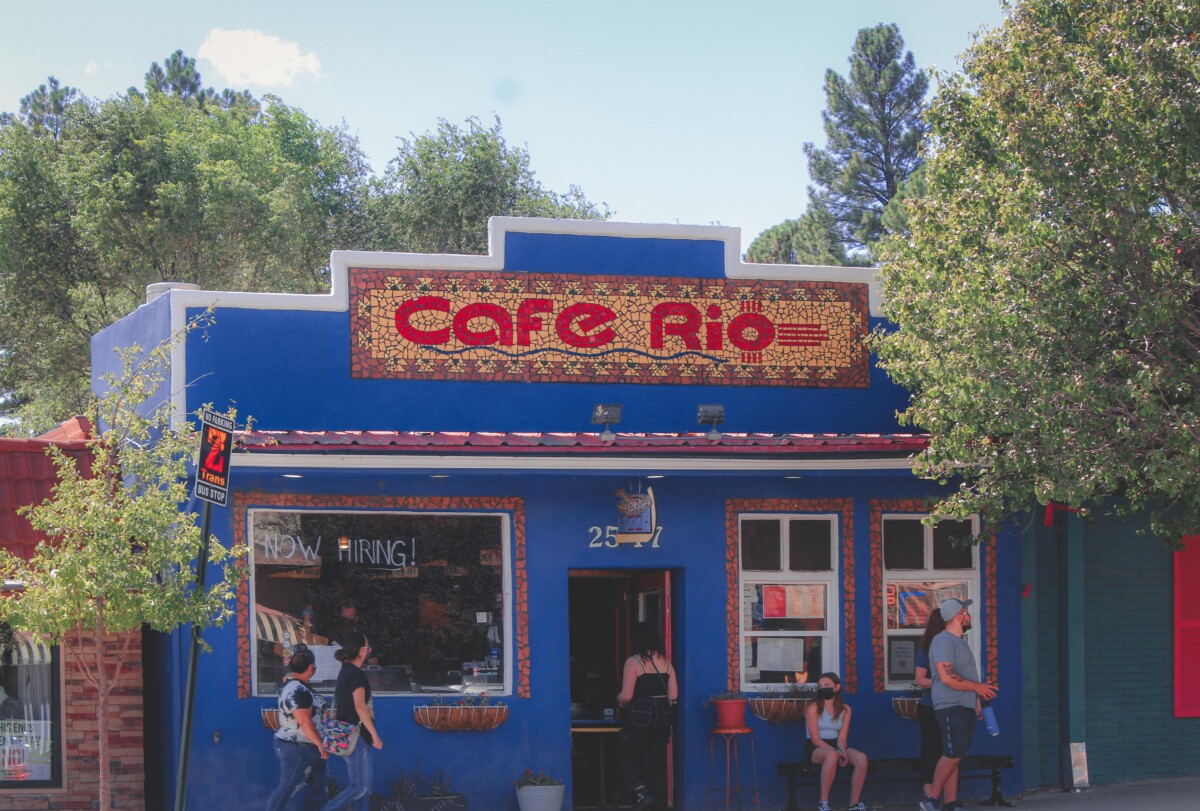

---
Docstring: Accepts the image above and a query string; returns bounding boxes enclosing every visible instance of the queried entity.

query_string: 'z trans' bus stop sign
[194,409,234,507]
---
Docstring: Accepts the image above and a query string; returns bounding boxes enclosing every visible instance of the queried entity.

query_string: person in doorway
[321,632,383,811]
[915,609,947,798]
[804,672,868,811]
[919,598,997,811]
[266,645,329,811]
[616,622,678,811]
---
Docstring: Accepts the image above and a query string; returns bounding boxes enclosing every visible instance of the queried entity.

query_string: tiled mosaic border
[725,499,856,692]
[233,491,529,699]
[868,499,998,692]
[349,269,870,388]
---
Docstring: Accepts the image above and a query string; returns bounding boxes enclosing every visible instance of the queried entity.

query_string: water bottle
[981,700,1000,736]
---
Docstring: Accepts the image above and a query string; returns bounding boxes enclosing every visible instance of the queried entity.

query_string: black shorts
[805,737,840,761]
[935,706,976,759]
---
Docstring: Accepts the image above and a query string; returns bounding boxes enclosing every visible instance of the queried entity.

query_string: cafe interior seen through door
[569,569,675,810]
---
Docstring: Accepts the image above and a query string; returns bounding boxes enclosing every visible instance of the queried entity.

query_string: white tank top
[815,705,844,739]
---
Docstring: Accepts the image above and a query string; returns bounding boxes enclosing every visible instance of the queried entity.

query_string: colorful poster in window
[886,581,969,630]
[762,584,825,619]
[350,269,869,387]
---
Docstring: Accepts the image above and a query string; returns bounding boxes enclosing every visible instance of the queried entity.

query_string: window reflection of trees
[253,511,504,694]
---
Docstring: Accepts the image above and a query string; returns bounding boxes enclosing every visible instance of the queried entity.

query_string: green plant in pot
[378,768,467,811]
[515,769,565,811]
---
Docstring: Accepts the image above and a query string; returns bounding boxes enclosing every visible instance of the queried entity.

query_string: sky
[1,0,1006,255]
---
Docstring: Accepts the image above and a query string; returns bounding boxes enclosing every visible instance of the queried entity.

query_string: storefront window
[250,509,508,697]
[738,515,839,690]
[0,631,62,788]
[882,516,979,690]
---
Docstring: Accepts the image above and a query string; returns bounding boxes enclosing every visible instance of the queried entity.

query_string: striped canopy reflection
[2,631,52,666]
[254,606,327,646]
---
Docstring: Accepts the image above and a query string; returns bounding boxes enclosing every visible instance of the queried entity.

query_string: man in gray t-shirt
[930,631,979,711]
[919,598,997,811]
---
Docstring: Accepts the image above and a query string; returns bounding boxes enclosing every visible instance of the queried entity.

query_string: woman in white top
[804,672,868,811]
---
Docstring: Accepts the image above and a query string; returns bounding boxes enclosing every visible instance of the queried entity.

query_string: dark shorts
[935,706,976,759]
[805,737,840,761]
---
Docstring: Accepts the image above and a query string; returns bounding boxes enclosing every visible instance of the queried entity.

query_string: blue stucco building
[89,218,1195,811]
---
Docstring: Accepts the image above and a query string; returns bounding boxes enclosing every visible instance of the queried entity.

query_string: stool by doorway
[708,726,760,811]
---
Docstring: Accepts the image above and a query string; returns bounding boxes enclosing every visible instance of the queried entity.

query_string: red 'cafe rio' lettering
[394,296,818,352]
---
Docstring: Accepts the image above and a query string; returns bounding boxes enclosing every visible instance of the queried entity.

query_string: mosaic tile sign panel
[350,269,870,387]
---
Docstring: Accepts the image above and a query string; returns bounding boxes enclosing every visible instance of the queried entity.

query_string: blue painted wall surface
[160,468,1022,811]
[87,223,1023,809]
[176,306,908,435]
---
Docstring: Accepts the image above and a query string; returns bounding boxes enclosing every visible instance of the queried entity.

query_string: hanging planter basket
[413,704,509,731]
[891,697,920,721]
[261,708,281,730]
[749,697,813,724]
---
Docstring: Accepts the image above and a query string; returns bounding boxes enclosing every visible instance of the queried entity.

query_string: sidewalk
[1011,777,1200,810]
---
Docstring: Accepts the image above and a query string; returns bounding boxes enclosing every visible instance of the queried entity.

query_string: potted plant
[749,682,816,724]
[379,768,467,811]
[705,690,749,730]
[514,769,564,811]
[413,693,509,731]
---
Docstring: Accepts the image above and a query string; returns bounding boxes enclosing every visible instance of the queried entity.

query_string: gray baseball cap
[940,597,973,621]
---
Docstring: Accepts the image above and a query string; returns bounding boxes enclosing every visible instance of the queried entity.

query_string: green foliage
[0,318,246,642]
[0,60,371,431]
[751,23,928,264]
[880,164,928,237]
[746,202,869,266]
[805,22,929,255]
[371,116,609,255]
[874,0,1200,541]
[515,769,563,787]
[1,59,604,431]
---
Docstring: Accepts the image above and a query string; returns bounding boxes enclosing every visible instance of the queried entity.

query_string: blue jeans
[320,741,372,811]
[266,738,327,811]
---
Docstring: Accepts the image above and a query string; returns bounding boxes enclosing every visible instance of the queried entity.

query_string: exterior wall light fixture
[698,403,725,441]
[592,403,623,442]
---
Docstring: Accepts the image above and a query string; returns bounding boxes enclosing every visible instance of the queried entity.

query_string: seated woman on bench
[804,672,868,811]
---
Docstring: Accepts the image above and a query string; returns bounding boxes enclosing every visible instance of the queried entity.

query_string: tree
[748,23,928,264]
[745,201,867,266]
[0,323,245,811]
[17,76,79,138]
[874,0,1200,541]
[371,116,609,254]
[145,49,204,99]
[0,62,371,431]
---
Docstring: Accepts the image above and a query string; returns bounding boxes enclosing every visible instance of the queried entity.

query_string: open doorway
[568,569,676,810]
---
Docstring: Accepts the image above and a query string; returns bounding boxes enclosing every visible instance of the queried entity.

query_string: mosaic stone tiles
[350,269,870,387]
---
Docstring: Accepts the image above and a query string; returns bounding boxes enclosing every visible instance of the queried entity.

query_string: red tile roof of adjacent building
[0,419,93,560]
[236,430,929,457]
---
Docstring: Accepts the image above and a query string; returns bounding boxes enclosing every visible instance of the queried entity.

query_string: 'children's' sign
[350,269,869,387]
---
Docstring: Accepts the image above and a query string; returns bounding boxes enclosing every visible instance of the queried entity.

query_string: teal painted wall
[1030,513,1200,787]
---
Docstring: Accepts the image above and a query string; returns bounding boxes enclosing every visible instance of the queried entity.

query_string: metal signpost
[174,409,234,811]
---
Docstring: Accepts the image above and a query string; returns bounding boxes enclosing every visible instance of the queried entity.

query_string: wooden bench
[777,755,1014,811]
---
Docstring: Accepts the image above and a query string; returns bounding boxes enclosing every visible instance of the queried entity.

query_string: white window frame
[248,508,513,697]
[881,514,980,691]
[737,513,840,694]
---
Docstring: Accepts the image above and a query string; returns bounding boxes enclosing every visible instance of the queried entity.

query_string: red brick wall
[0,629,144,810]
